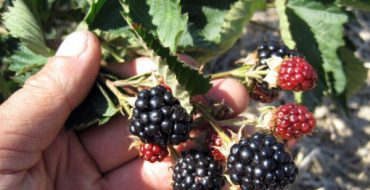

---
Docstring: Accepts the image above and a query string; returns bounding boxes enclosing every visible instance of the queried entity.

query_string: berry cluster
[126,40,318,190]
[227,133,298,190]
[251,41,318,103]
[140,143,168,163]
[172,150,226,190]
[252,41,289,103]
[277,57,318,91]
[130,85,192,146]
[273,104,316,140]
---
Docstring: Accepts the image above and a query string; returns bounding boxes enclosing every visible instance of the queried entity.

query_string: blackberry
[277,57,317,91]
[257,41,289,65]
[130,85,192,146]
[274,104,316,140]
[227,132,298,190]
[250,82,279,103]
[172,150,226,190]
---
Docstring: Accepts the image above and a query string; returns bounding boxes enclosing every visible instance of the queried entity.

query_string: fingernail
[56,31,88,57]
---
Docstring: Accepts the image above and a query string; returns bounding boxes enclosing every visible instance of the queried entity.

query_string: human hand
[0,31,249,190]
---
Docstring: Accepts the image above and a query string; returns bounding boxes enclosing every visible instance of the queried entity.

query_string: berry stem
[245,69,269,79]
[99,75,133,117]
[217,117,257,127]
[113,73,152,87]
[101,42,124,63]
[210,63,254,80]
[210,64,268,85]
[168,145,180,163]
[210,70,234,80]
[194,103,232,144]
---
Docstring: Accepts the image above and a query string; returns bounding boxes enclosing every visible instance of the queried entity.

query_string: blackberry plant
[1,1,368,189]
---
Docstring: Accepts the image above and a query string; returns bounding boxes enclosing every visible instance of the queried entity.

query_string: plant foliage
[1,0,368,127]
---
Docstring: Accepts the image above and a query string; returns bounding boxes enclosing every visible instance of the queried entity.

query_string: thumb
[0,31,100,165]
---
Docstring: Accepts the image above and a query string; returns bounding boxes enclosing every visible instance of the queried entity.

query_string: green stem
[113,72,153,88]
[99,75,133,117]
[210,70,234,80]
[218,117,257,127]
[102,42,125,63]
[113,77,150,87]
[194,103,232,144]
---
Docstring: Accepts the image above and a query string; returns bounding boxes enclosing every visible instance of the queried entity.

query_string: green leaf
[338,47,367,97]
[3,0,49,56]
[23,0,56,26]
[158,62,193,113]
[94,83,119,125]
[121,0,263,63]
[275,0,295,49]
[287,0,348,94]
[84,0,107,26]
[336,0,370,11]
[97,27,144,62]
[148,0,188,53]
[218,0,265,51]
[65,81,119,130]
[121,0,188,53]
[282,4,327,109]
[8,46,48,84]
[119,2,212,97]
[280,0,352,109]
[84,0,126,30]
[134,26,212,96]
[178,0,265,64]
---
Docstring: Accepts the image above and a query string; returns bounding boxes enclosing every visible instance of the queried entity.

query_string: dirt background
[206,9,370,190]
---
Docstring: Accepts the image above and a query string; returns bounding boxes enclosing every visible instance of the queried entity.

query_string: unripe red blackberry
[227,132,298,190]
[250,82,280,103]
[207,128,231,161]
[277,57,317,91]
[139,143,168,163]
[172,150,226,190]
[130,85,192,146]
[274,104,315,140]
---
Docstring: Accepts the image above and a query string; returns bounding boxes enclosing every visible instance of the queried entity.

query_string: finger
[0,31,101,172]
[205,78,249,115]
[78,116,138,173]
[79,78,249,173]
[103,57,156,77]
[103,158,173,190]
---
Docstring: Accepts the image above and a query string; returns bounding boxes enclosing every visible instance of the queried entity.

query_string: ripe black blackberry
[172,150,226,190]
[129,85,192,146]
[227,132,298,190]
[257,41,289,65]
